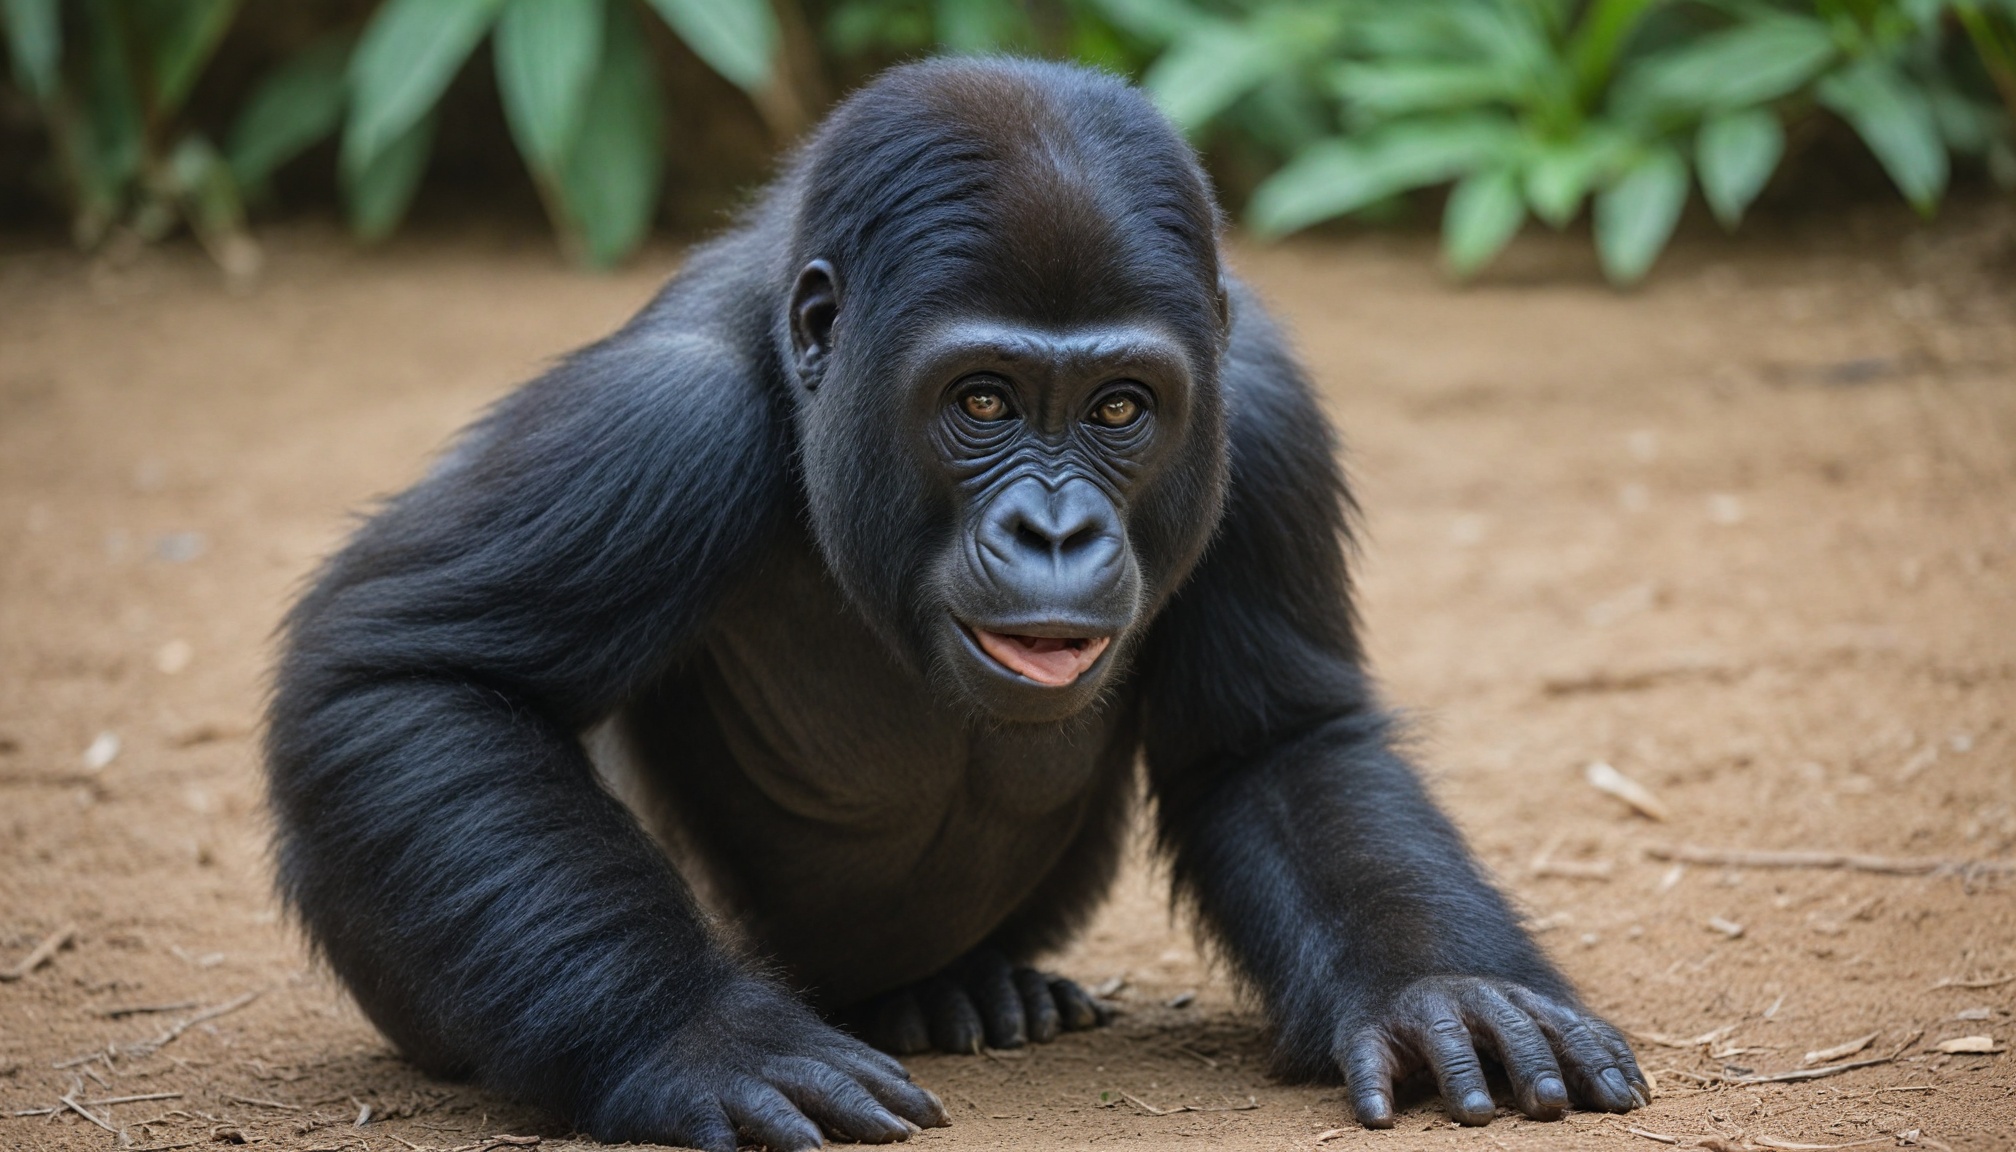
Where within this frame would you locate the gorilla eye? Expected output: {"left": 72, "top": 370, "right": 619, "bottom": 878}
{"left": 1090, "top": 393, "right": 1143, "bottom": 428}
{"left": 961, "top": 388, "right": 1009, "bottom": 422}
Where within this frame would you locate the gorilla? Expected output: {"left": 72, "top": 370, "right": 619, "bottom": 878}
{"left": 267, "top": 57, "right": 1647, "bottom": 1151}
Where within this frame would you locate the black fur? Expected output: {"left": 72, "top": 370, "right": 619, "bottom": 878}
{"left": 267, "top": 58, "right": 1646, "bottom": 1150}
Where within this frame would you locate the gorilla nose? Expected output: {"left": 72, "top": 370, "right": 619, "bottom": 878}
{"left": 978, "top": 478, "right": 1125, "bottom": 601}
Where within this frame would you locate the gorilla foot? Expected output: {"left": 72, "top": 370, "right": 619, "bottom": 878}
{"left": 857, "top": 948, "right": 1110, "bottom": 1054}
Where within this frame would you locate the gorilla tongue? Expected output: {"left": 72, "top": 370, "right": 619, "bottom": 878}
{"left": 974, "top": 630, "right": 1111, "bottom": 687}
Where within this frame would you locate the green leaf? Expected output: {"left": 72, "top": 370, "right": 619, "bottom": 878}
{"left": 1249, "top": 114, "right": 1519, "bottom": 237}
{"left": 1925, "top": 79, "right": 2002, "bottom": 155}
{"left": 1594, "top": 146, "right": 1688, "bottom": 284}
{"left": 1816, "top": 56, "right": 1947, "bottom": 214}
{"left": 70, "top": 0, "right": 145, "bottom": 232}
{"left": 1143, "top": 23, "right": 1279, "bottom": 131}
{"left": 495, "top": 0, "right": 604, "bottom": 176}
{"left": 644, "top": 0, "right": 776, "bottom": 93}
{"left": 1566, "top": 0, "right": 1665, "bottom": 100}
{"left": 342, "top": 0, "right": 501, "bottom": 180}
{"left": 133, "top": 0, "right": 240, "bottom": 113}
{"left": 1618, "top": 15, "right": 1836, "bottom": 118}
{"left": 227, "top": 37, "right": 350, "bottom": 189}
{"left": 1086, "top": 0, "right": 1205, "bottom": 43}
{"left": 1, "top": 0, "right": 60, "bottom": 103}
{"left": 556, "top": 2, "right": 663, "bottom": 267}
{"left": 1695, "top": 107, "right": 1780, "bottom": 229}
{"left": 1330, "top": 61, "right": 1524, "bottom": 120}
{"left": 1524, "top": 126, "right": 1637, "bottom": 228}
{"left": 1443, "top": 166, "right": 1524, "bottom": 277}
{"left": 343, "top": 108, "right": 436, "bottom": 243}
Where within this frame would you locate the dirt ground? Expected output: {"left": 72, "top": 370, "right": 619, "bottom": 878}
{"left": 2, "top": 208, "right": 2014, "bottom": 1152}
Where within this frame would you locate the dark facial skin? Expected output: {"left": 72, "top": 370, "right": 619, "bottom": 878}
{"left": 262, "top": 58, "right": 1647, "bottom": 1152}
{"left": 794, "top": 270, "right": 1197, "bottom": 721}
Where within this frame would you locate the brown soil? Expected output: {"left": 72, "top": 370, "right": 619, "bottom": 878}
{"left": 3, "top": 211, "right": 2014, "bottom": 1152}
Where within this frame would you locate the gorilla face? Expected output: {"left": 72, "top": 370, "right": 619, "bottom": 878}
{"left": 788, "top": 263, "right": 1225, "bottom": 724}
{"left": 915, "top": 318, "right": 1197, "bottom": 721}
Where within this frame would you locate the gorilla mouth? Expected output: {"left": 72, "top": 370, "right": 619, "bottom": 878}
{"left": 971, "top": 629, "right": 1111, "bottom": 687}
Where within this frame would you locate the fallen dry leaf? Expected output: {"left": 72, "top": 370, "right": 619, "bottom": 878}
{"left": 1932, "top": 1035, "right": 2003, "bottom": 1054}
{"left": 1803, "top": 1031, "right": 1878, "bottom": 1064}
{"left": 1586, "top": 761, "right": 1669, "bottom": 820}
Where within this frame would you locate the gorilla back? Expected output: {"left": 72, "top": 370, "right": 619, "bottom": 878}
{"left": 268, "top": 58, "right": 1647, "bottom": 1152}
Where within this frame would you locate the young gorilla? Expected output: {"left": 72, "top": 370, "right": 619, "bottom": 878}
{"left": 267, "top": 58, "right": 1647, "bottom": 1150}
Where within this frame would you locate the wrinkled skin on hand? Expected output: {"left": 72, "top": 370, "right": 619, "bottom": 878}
{"left": 1338, "top": 976, "right": 1649, "bottom": 1127}
{"left": 590, "top": 980, "right": 947, "bottom": 1151}
{"left": 852, "top": 947, "right": 1110, "bottom": 1055}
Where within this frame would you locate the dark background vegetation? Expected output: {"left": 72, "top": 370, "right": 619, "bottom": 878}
{"left": 2, "top": 0, "right": 2014, "bottom": 284}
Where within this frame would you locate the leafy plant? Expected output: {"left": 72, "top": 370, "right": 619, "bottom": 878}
{"left": 1106, "top": 0, "right": 2014, "bottom": 284}
{"left": 0, "top": 0, "right": 784, "bottom": 271}
{"left": 824, "top": 0, "right": 1139, "bottom": 70}
{"left": 331, "top": 0, "right": 782, "bottom": 266}
{"left": 1, "top": 0, "right": 261, "bottom": 278}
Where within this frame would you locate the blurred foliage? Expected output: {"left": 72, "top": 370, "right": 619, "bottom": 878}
{"left": 1, "top": 0, "right": 781, "bottom": 270}
{"left": 1104, "top": 0, "right": 2016, "bottom": 282}
{"left": 2, "top": 0, "right": 2013, "bottom": 281}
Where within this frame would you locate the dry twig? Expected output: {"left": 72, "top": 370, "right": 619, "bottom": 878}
{"left": 1117, "top": 1090, "right": 1258, "bottom": 1116}
{"left": 221, "top": 1091, "right": 299, "bottom": 1110}
{"left": 100, "top": 999, "right": 201, "bottom": 1019}
{"left": 1928, "top": 973, "right": 2014, "bottom": 990}
{"left": 123, "top": 990, "right": 262, "bottom": 1059}
{"left": 0, "top": 923, "right": 77, "bottom": 981}
{"left": 1645, "top": 845, "right": 2014, "bottom": 878}
{"left": 59, "top": 1091, "right": 118, "bottom": 1134}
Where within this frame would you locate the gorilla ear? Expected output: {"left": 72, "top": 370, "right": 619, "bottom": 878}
{"left": 789, "top": 260, "right": 841, "bottom": 388}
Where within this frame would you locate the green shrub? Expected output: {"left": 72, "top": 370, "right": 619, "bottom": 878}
{"left": 1105, "top": 0, "right": 2015, "bottom": 283}
{"left": 0, "top": 0, "right": 781, "bottom": 269}
{"left": 4, "top": 0, "right": 2012, "bottom": 280}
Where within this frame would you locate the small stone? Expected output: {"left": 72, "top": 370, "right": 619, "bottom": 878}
{"left": 81, "top": 731, "right": 120, "bottom": 771}
{"left": 153, "top": 639, "right": 192, "bottom": 674}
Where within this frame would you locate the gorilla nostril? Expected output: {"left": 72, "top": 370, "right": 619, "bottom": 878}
{"left": 1014, "top": 522, "right": 1052, "bottom": 555}
{"left": 1059, "top": 523, "right": 1100, "bottom": 554}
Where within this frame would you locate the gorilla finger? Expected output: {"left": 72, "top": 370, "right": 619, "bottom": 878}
{"left": 1460, "top": 988, "right": 1566, "bottom": 1120}
{"left": 769, "top": 1057, "right": 910, "bottom": 1144}
{"left": 598, "top": 1092, "right": 738, "bottom": 1152}
{"left": 923, "top": 975, "right": 984, "bottom": 1054}
{"left": 1590, "top": 1020, "right": 1651, "bottom": 1105}
{"left": 722, "top": 1079, "right": 824, "bottom": 1152}
{"left": 1338, "top": 1027, "right": 1398, "bottom": 1129}
{"left": 869, "top": 990, "right": 931, "bottom": 1055}
{"left": 1554, "top": 1022, "right": 1636, "bottom": 1111}
{"left": 1415, "top": 1011, "right": 1497, "bottom": 1125}
{"left": 657, "top": 1104, "right": 740, "bottom": 1152}
{"left": 964, "top": 951, "right": 1027, "bottom": 1049}
{"left": 1051, "top": 978, "right": 1105, "bottom": 1031}
{"left": 1015, "top": 968, "right": 1061, "bottom": 1044}
{"left": 1504, "top": 989, "right": 1636, "bottom": 1113}
{"left": 835, "top": 1053, "right": 949, "bottom": 1129}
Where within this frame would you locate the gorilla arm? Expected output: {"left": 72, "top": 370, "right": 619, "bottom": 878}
{"left": 1138, "top": 290, "right": 1649, "bottom": 1129}
{"left": 264, "top": 251, "right": 943, "bottom": 1151}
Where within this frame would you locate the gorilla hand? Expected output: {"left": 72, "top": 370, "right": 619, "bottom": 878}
{"left": 1337, "top": 976, "right": 1648, "bottom": 1128}
{"left": 856, "top": 947, "right": 1109, "bottom": 1054}
{"left": 590, "top": 978, "right": 948, "bottom": 1151}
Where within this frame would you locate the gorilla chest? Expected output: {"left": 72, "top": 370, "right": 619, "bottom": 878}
{"left": 647, "top": 550, "right": 1130, "bottom": 999}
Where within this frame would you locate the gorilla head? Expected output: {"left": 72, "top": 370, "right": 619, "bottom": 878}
{"left": 781, "top": 60, "right": 1232, "bottom": 722}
